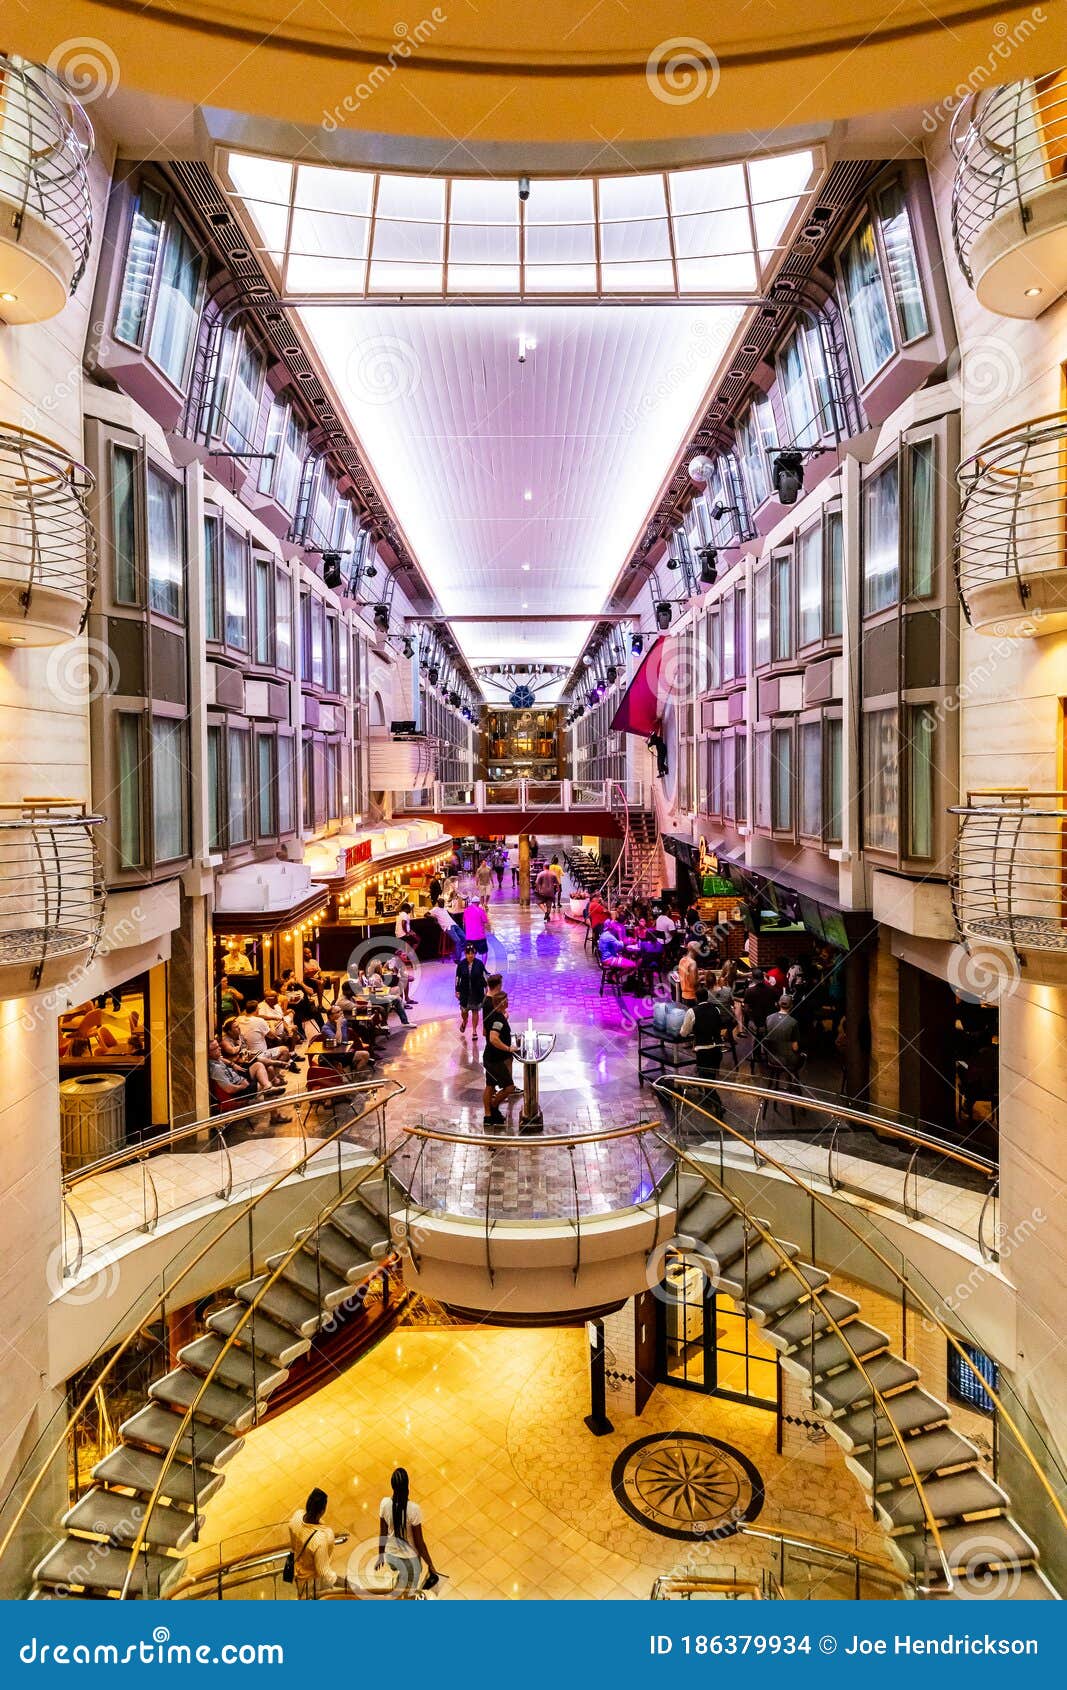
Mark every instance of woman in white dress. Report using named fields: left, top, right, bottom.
left=375, top=1467, right=439, bottom=1593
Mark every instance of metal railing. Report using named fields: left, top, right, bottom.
left=0, top=55, right=94, bottom=295
left=0, top=1078, right=404, bottom=1597
left=954, top=413, right=1067, bottom=625
left=656, top=1080, right=1067, bottom=1590
left=0, top=424, right=97, bottom=632
left=950, top=789, right=1067, bottom=959
left=0, top=802, right=104, bottom=993
left=61, top=1082, right=392, bottom=1278
left=392, top=1119, right=675, bottom=1288
left=952, top=71, right=1067, bottom=287
left=402, top=779, right=642, bottom=814
left=651, top=1524, right=906, bottom=1599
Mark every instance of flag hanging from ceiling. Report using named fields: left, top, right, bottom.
left=610, top=637, right=669, bottom=737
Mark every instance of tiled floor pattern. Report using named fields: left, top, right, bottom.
left=191, top=1325, right=898, bottom=1600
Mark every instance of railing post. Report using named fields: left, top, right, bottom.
left=562, top=780, right=571, bottom=811
left=475, top=779, right=486, bottom=810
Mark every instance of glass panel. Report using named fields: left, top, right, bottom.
left=825, top=509, right=843, bottom=636
left=735, top=587, right=747, bottom=677
left=839, top=214, right=894, bottom=384
left=223, top=529, right=249, bottom=650
left=664, top=1259, right=706, bottom=1386
left=116, top=714, right=142, bottom=868
left=755, top=732, right=771, bottom=829
left=275, top=567, right=293, bottom=672
left=151, top=717, right=187, bottom=862
left=877, top=179, right=928, bottom=343
left=254, top=558, right=273, bottom=664
left=371, top=219, right=445, bottom=263
left=722, top=593, right=736, bottom=680
left=771, top=727, right=792, bottom=830
left=256, top=734, right=277, bottom=837
left=449, top=179, right=519, bottom=223
left=294, top=164, right=374, bottom=215
left=148, top=219, right=202, bottom=389
left=754, top=567, right=771, bottom=667
left=599, top=217, right=670, bottom=262
left=863, top=459, right=900, bottom=615
left=826, top=718, right=843, bottom=843
left=228, top=728, right=252, bottom=845
left=799, top=721, right=821, bottom=836
left=311, top=598, right=325, bottom=688
left=863, top=709, right=898, bottom=851
left=373, top=174, right=446, bottom=221
left=668, top=164, right=746, bottom=215
left=908, top=705, right=936, bottom=859
left=222, top=334, right=264, bottom=452
left=278, top=737, right=294, bottom=834
left=802, top=322, right=834, bottom=436
left=111, top=445, right=139, bottom=605
left=448, top=222, right=520, bottom=264
left=797, top=525, right=821, bottom=645
left=738, top=402, right=769, bottom=508
left=772, top=553, right=792, bottom=660
left=289, top=207, right=371, bottom=259
left=115, top=184, right=164, bottom=347
left=909, top=439, right=935, bottom=598
left=525, top=222, right=596, bottom=264
left=779, top=332, right=817, bottom=446
left=676, top=252, right=757, bottom=291
left=146, top=466, right=184, bottom=619
left=203, top=515, right=221, bottom=641
left=735, top=732, right=748, bottom=821
left=207, top=724, right=224, bottom=851
left=525, top=179, right=595, bottom=222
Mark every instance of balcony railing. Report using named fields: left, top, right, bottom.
left=0, top=56, right=94, bottom=323
left=954, top=413, right=1067, bottom=635
left=0, top=424, right=97, bottom=645
left=951, top=71, right=1067, bottom=315
left=0, top=803, right=104, bottom=996
left=951, top=791, right=1067, bottom=983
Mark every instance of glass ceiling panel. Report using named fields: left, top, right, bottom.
left=295, top=164, right=375, bottom=215
left=599, top=217, right=670, bottom=262
left=598, top=174, right=667, bottom=220
left=525, top=179, right=595, bottom=223
left=449, top=179, right=518, bottom=223
left=667, top=164, right=747, bottom=215
left=289, top=208, right=370, bottom=259
left=374, top=174, right=446, bottom=222
left=747, top=149, right=816, bottom=203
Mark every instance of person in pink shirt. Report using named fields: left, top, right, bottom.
left=462, top=899, right=490, bottom=956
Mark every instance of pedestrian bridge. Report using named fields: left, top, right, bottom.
left=391, top=777, right=645, bottom=835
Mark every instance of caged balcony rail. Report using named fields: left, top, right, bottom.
left=0, top=803, right=105, bottom=996
left=951, top=71, right=1067, bottom=315
left=950, top=791, right=1067, bottom=983
left=0, top=56, right=95, bottom=322
left=0, top=424, right=97, bottom=645
left=954, top=412, right=1067, bottom=636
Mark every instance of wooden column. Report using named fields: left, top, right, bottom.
left=518, top=833, right=531, bottom=907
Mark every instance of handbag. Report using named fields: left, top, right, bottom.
left=282, top=1528, right=319, bottom=1584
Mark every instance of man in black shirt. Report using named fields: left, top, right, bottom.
left=455, top=944, right=488, bottom=1036
left=680, top=989, right=729, bottom=1080
left=482, top=990, right=519, bottom=1127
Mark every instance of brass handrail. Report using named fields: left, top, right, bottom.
left=657, top=1080, right=1067, bottom=1543
left=0, top=1078, right=403, bottom=1581
left=651, top=1574, right=767, bottom=1599
left=400, top=1118, right=664, bottom=1149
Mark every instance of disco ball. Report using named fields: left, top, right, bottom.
left=509, top=684, right=536, bottom=709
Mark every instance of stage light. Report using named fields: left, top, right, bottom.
left=631, top=633, right=644, bottom=656
left=697, top=547, right=718, bottom=586
left=322, top=551, right=343, bottom=589
left=655, top=602, right=672, bottom=630
left=402, top=637, right=414, bottom=659
left=373, top=604, right=389, bottom=632
left=772, top=450, right=805, bottom=505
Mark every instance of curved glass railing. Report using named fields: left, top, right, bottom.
left=655, top=1078, right=1067, bottom=1591
left=171, top=1524, right=421, bottom=1600
left=652, top=1520, right=906, bottom=1599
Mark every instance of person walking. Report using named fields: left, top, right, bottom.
left=288, top=1488, right=346, bottom=1598
left=482, top=988, right=520, bottom=1126
left=475, top=856, right=494, bottom=908
left=548, top=854, right=564, bottom=911
left=534, top=864, right=558, bottom=923
left=455, top=943, right=488, bottom=1037
left=376, top=1467, right=439, bottom=1594
left=462, top=897, right=491, bottom=957
left=493, top=848, right=506, bottom=891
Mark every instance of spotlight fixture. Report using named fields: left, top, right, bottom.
left=655, top=601, right=673, bottom=631
left=402, top=637, right=414, bottom=659
left=373, top=604, right=389, bottom=633
left=771, top=450, right=805, bottom=506
left=364, top=561, right=378, bottom=579
left=631, top=633, right=644, bottom=656
left=428, top=666, right=439, bottom=686
left=697, top=546, right=718, bottom=586
left=321, top=551, right=343, bottom=589
left=665, top=554, right=680, bottom=570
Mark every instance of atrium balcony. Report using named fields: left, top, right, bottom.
left=0, top=804, right=105, bottom=997
left=954, top=413, right=1067, bottom=635
left=0, top=55, right=94, bottom=323
left=951, top=791, right=1067, bottom=986
left=0, top=424, right=96, bottom=645
left=951, top=70, right=1067, bottom=317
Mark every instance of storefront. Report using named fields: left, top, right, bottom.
left=212, top=859, right=330, bottom=1014
left=305, top=821, right=454, bottom=972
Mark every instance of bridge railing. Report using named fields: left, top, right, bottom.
left=398, top=779, right=643, bottom=814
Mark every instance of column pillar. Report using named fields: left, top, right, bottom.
left=518, top=833, right=531, bottom=907
left=867, top=927, right=900, bottom=1119
left=169, top=887, right=211, bottom=1128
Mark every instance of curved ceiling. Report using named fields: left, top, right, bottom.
left=12, top=3, right=1059, bottom=157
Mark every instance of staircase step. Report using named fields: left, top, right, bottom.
left=781, top=1321, right=890, bottom=1383
left=148, top=1368, right=257, bottom=1433
left=302, top=1224, right=382, bottom=1283
left=63, top=1487, right=203, bottom=1552
left=746, top=1264, right=830, bottom=1320
left=671, top=1171, right=707, bottom=1213
left=813, top=1352, right=920, bottom=1416
left=330, top=1202, right=391, bottom=1255
left=677, top=1191, right=734, bottom=1240
left=265, top=1249, right=350, bottom=1309
left=699, top=1215, right=758, bottom=1270
left=234, top=1275, right=322, bottom=1336
left=948, top=1566, right=1058, bottom=1600
left=178, top=1335, right=287, bottom=1399
left=889, top=1515, right=1039, bottom=1581
left=845, top=1427, right=980, bottom=1491
left=828, top=1388, right=950, bottom=1453
left=92, top=1446, right=225, bottom=1509
left=206, top=1303, right=311, bottom=1367
left=719, top=1239, right=798, bottom=1296
left=119, top=1405, right=244, bottom=1469
left=879, top=1469, right=1009, bottom=1532
left=352, top=1177, right=392, bottom=1220
left=766, top=1291, right=861, bottom=1351
left=34, top=1539, right=186, bottom=1598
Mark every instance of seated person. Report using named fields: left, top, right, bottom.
left=596, top=927, right=624, bottom=963
left=361, top=960, right=411, bottom=1025
left=281, top=973, right=323, bottom=1040
left=258, top=987, right=298, bottom=1049
left=602, top=909, right=627, bottom=943
left=208, top=1037, right=287, bottom=1121
left=218, top=975, right=245, bottom=1019
left=236, top=1008, right=294, bottom=1073
left=742, top=968, right=780, bottom=1033
left=316, top=1005, right=372, bottom=1071
left=221, top=1017, right=287, bottom=1088
left=586, top=893, right=608, bottom=936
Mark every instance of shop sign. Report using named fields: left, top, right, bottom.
left=343, top=839, right=374, bottom=871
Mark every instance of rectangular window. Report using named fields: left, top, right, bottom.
left=203, top=514, right=221, bottom=641
left=275, top=566, right=293, bottom=672
left=302, top=737, right=314, bottom=830
left=876, top=179, right=929, bottom=344
left=147, top=219, right=202, bottom=390
left=840, top=214, right=894, bottom=384
left=706, top=611, right=721, bottom=691
left=863, top=459, right=900, bottom=616
left=151, top=716, right=187, bottom=863
left=799, top=721, right=822, bottom=836
left=779, top=332, right=817, bottom=447
left=301, top=593, right=313, bottom=682
left=772, top=552, right=793, bottom=662
left=116, top=713, right=143, bottom=868
left=227, top=727, right=252, bottom=845
left=734, top=587, right=747, bottom=678
left=754, top=567, right=771, bottom=667
left=222, top=333, right=264, bottom=453
left=735, top=732, right=748, bottom=821
left=253, top=557, right=274, bottom=665
left=256, top=733, right=277, bottom=838
left=311, top=598, right=325, bottom=688
left=826, top=717, right=843, bottom=843
left=907, top=705, right=936, bottom=859
left=755, top=731, right=771, bottom=829
left=722, top=593, right=736, bottom=680
left=708, top=737, right=722, bottom=815
left=825, top=509, right=843, bottom=637
left=145, top=466, right=184, bottom=620
left=207, top=723, right=224, bottom=850
left=797, top=525, right=822, bottom=647
left=864, top=708, right=899, bottom=851
left=277, top=735, right=295, bottom=834
left=802, top=322, right=835, bottom=436
left=111, top=445, right=139, bottom=605
left=771, top=727, right=793, bottom=831
left=908, top=439, right=935, bottom=599
left=223, top=529, right=249, bottom=651
left=115, top=184, right=165, bottom=348
left=339, top=624, right=350, bottom=698
left=325, top=617, right=340, bottom=693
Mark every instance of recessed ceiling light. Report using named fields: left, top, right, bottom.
left=523, top=489, right=533, bottom=501
left=0, top=292, right=16, bottom=303
left=522, top=601, right=528, bottom=609
left=9, top=634, right=26, bottom=643
left=1024, top=286, right=1042, bottom=297
left=521, top=563, right=530, bottom=571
